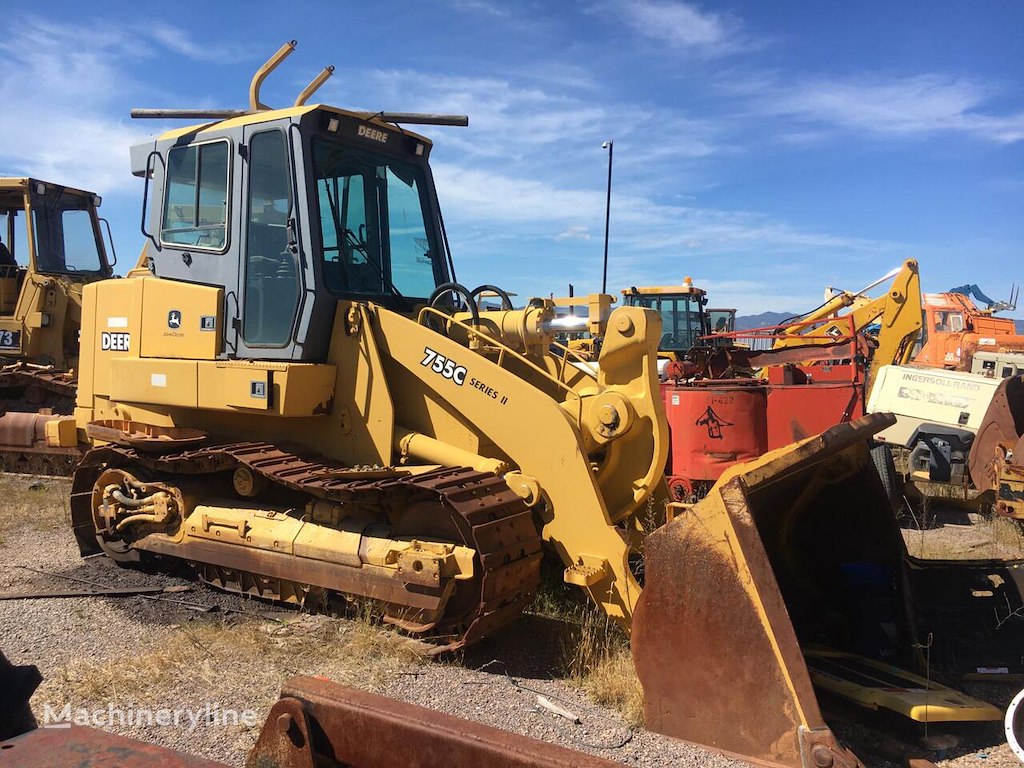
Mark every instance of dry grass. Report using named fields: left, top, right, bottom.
left=0, top=475, right=70, bottom=546
left=901, top=493, right=1024, bottom=561
left=562, top=605, right=644, bottom=727
left=526, top=558, right=644, bottom=727
left=40, top=611, right=425, bottom=708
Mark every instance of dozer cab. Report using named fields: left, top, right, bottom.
left=66, top=43, right=1008, bottom=768
left=0, top=178, right=114, bottom=388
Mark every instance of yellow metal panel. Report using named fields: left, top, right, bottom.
left=44, top=417, right=77, bottom=447
left=140, top=277, right=223, bottom=360
left=89, top=279, right=145, bottom=396
left=0, top=276, right=17, bottom=314
left=197, top=361, right=336, bottom=415
left=198, top=363, right=271, bottom=411
left=803, top=648, right=1002, bottom=723
left=276, top=363, right=336, bottom=415
left=109, top=358, right=198, bottom=407
left=324, top=303, right=395, bottom=466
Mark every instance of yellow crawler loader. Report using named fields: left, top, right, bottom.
left=71, top=42, right=665, bottom=648
left=66, top=43, right=1008, bottom=768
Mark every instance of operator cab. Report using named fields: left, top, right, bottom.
left=0, top=178, right=112, bottom=315
left=132, top=106, right=452, bottom=363
left=623, top=278, right=717, bottom=355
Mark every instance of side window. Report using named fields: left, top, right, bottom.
left=242, top=130, right=299, bottom=346
left=0, top=212, right=24, bottom=268
left=61, top=210, right=103, bottom=271
left=386, top=167, right=434, bottom=297
left=161, top=141, right=229, bottom=250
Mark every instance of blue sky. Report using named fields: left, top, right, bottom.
left=1, top=1, right=1021, bottom=313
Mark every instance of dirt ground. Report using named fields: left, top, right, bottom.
left=0, top=474, right=1020, bottom=768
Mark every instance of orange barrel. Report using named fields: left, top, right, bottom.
left=662, top=381, right=768, bottom=484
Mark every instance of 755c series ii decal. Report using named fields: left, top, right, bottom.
left=421, top=347, right=468, bottom=385
left=419, top=347, right=509, bottom=404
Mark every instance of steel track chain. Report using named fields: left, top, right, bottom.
left=73, top=441, right=543, bottom=651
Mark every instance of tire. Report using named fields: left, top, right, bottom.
left=870, top=442, right=902, bottom=514
left=1007, top=687, right=1024, bottom=763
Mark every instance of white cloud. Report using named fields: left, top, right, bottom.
left=449, top=0, right=513, bottom=19
left=555, top=225, right=593, bottom=242
left=331, top=68, right=721, bottom=173
left=0, top=16, right=257, bottom=193
left=604, top=0, right=749, bottom=56
left=0, top=19, right=151, bottom=191
left=148, top=23, right=252, bottom=64
left=740, top=73, right=1024, bottom=144
left=433, top=162, right=897, bottom=255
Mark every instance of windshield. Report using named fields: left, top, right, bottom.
left=30, top=187, right=106, bottom=274
left=312, top=137, right=443, bottom=299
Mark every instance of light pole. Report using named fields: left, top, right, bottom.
left=601, top=140, right=614, bottom=294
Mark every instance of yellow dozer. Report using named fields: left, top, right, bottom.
left=66, top=43, right=1005, bottom=768
left=0, top=178, right=115, bottom=394
left=0, top=178, right=114, bottom=469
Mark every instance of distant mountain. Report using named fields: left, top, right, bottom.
left=735, top=311, right=796, bottom=331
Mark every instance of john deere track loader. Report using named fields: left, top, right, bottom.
left=70, top=42, right=666, bottom=648
left=67, top=43, right=1008, bottom=768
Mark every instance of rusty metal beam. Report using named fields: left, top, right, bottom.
left=247, top=676, right=623, bottom=768
left=0, top=585, right=170, bottom=600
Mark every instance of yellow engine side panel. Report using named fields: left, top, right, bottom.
left=140, top=278, right=223, bottom=360
left=109, top=358, right=199, bottom=407
left=197, top=361, right=336, bottom=416
left=87, top=279, right=146, bottom=397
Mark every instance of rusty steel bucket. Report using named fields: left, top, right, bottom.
left=633, top=413, right=903, bottom=768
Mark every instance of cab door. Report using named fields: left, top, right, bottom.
left=234, top=125, right=304, bottom=358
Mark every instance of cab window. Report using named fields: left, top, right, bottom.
left=161, top=141, right=230, bottom=250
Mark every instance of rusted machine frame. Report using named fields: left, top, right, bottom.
left=0, top=675, right=622, bottom=768
left=248, top=676, right=621, bottom=768
left=968, top=374, right=1024, bottom=516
